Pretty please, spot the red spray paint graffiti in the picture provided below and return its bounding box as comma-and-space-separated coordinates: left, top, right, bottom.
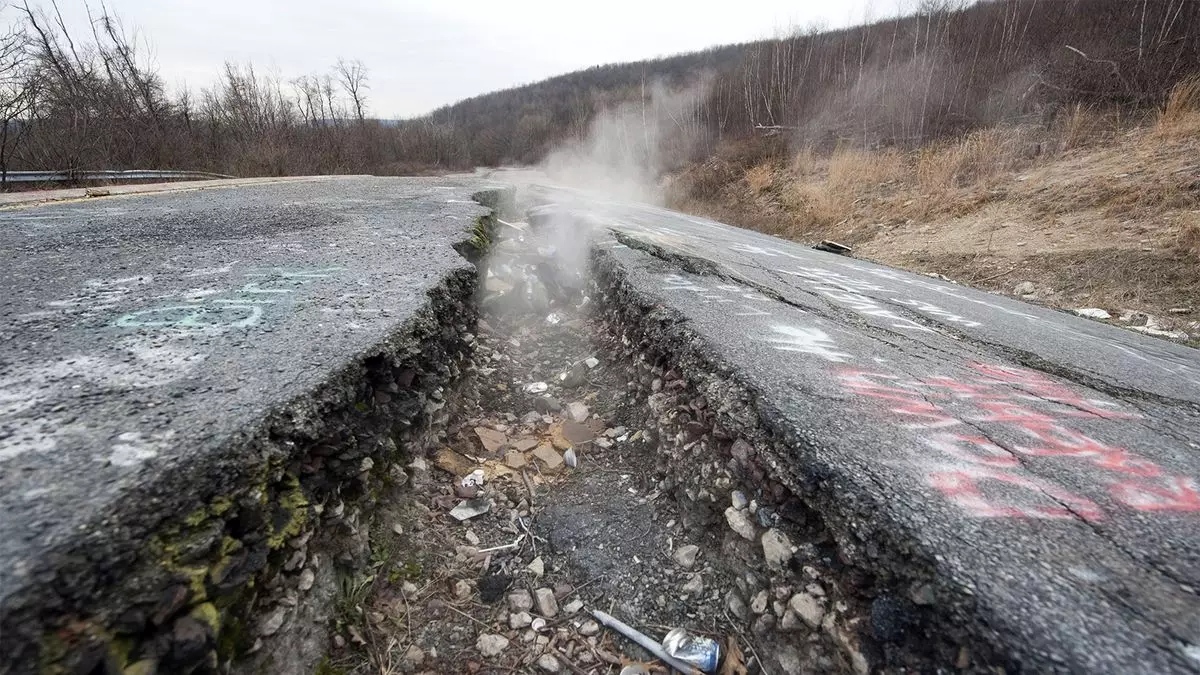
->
839, 365, 1200, 519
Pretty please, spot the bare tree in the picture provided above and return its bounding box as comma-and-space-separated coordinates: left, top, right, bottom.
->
335, 58, 368, 123
0, 19, 34, 185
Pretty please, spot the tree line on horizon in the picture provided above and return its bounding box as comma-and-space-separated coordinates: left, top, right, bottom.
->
0, 0, 1198, 182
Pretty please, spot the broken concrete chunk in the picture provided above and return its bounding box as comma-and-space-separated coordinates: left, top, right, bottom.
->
534, 587, 559, 617
537, 654, 561, 672
1013, 281, 1035, 295
504, 450, 528, 469
731, 490, 749, 510
562, 598, 584, 615
584, 357, 600, 369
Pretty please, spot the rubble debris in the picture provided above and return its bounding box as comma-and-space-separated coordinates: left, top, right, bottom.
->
789, 591, 826, 628
524, 381, 549, 394
585, 357, 600, 369
433, 447, 477, 478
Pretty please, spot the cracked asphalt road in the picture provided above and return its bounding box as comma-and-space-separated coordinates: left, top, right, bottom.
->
527, 185, 1200, 674
0, 176, 491, 622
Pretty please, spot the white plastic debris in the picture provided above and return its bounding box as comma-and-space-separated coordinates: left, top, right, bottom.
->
461, 469, 485, 489
564, 447, 578, 468
1073, 308, 1112, 320
524, 382, 549, 394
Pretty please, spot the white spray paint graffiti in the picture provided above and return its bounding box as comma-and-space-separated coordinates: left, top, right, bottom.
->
776, 266, 935, 333
116, 266, 346, 331
764, 325, 852, 363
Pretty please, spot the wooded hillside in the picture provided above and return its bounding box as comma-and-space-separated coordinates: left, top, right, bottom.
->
1, 0, 1198, 178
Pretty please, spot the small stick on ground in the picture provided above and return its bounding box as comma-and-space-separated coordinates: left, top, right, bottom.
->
547, 646, 591, 675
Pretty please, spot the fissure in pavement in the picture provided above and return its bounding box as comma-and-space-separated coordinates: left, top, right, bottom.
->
319, 195, 998, 675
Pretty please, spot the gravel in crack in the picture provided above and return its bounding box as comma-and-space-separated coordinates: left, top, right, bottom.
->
322, 219, 795, 674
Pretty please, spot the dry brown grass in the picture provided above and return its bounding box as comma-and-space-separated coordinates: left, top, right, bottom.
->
1059, 104, 1113, 150
1157, 75, 1200, 135
743, 163, 775, 192
827, 147, 906, 188
916, 127, 1031, 190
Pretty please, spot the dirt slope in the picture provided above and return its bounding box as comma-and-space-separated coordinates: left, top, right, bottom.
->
669, 111, 1200, 345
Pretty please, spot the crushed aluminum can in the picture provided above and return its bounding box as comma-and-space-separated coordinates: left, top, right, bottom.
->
661, 627, 720, 673
523, 381, 549, 394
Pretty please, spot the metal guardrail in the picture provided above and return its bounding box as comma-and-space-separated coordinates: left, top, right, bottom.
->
1, 169, 235, 183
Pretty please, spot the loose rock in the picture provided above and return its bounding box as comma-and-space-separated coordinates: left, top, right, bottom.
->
508, 590, 534, 613
476, 633, 509, 657
789, 592, 826, 628
534, 587, 559, 617
725, 506, 757, 540
673, 544, 700, 569
528, 556, 546, 578
537, 654, 561, 672
509, 611, 533, 629
762, 528, 796, 568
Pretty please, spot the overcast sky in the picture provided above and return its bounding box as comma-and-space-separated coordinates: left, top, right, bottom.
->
39, 0, 885, 119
